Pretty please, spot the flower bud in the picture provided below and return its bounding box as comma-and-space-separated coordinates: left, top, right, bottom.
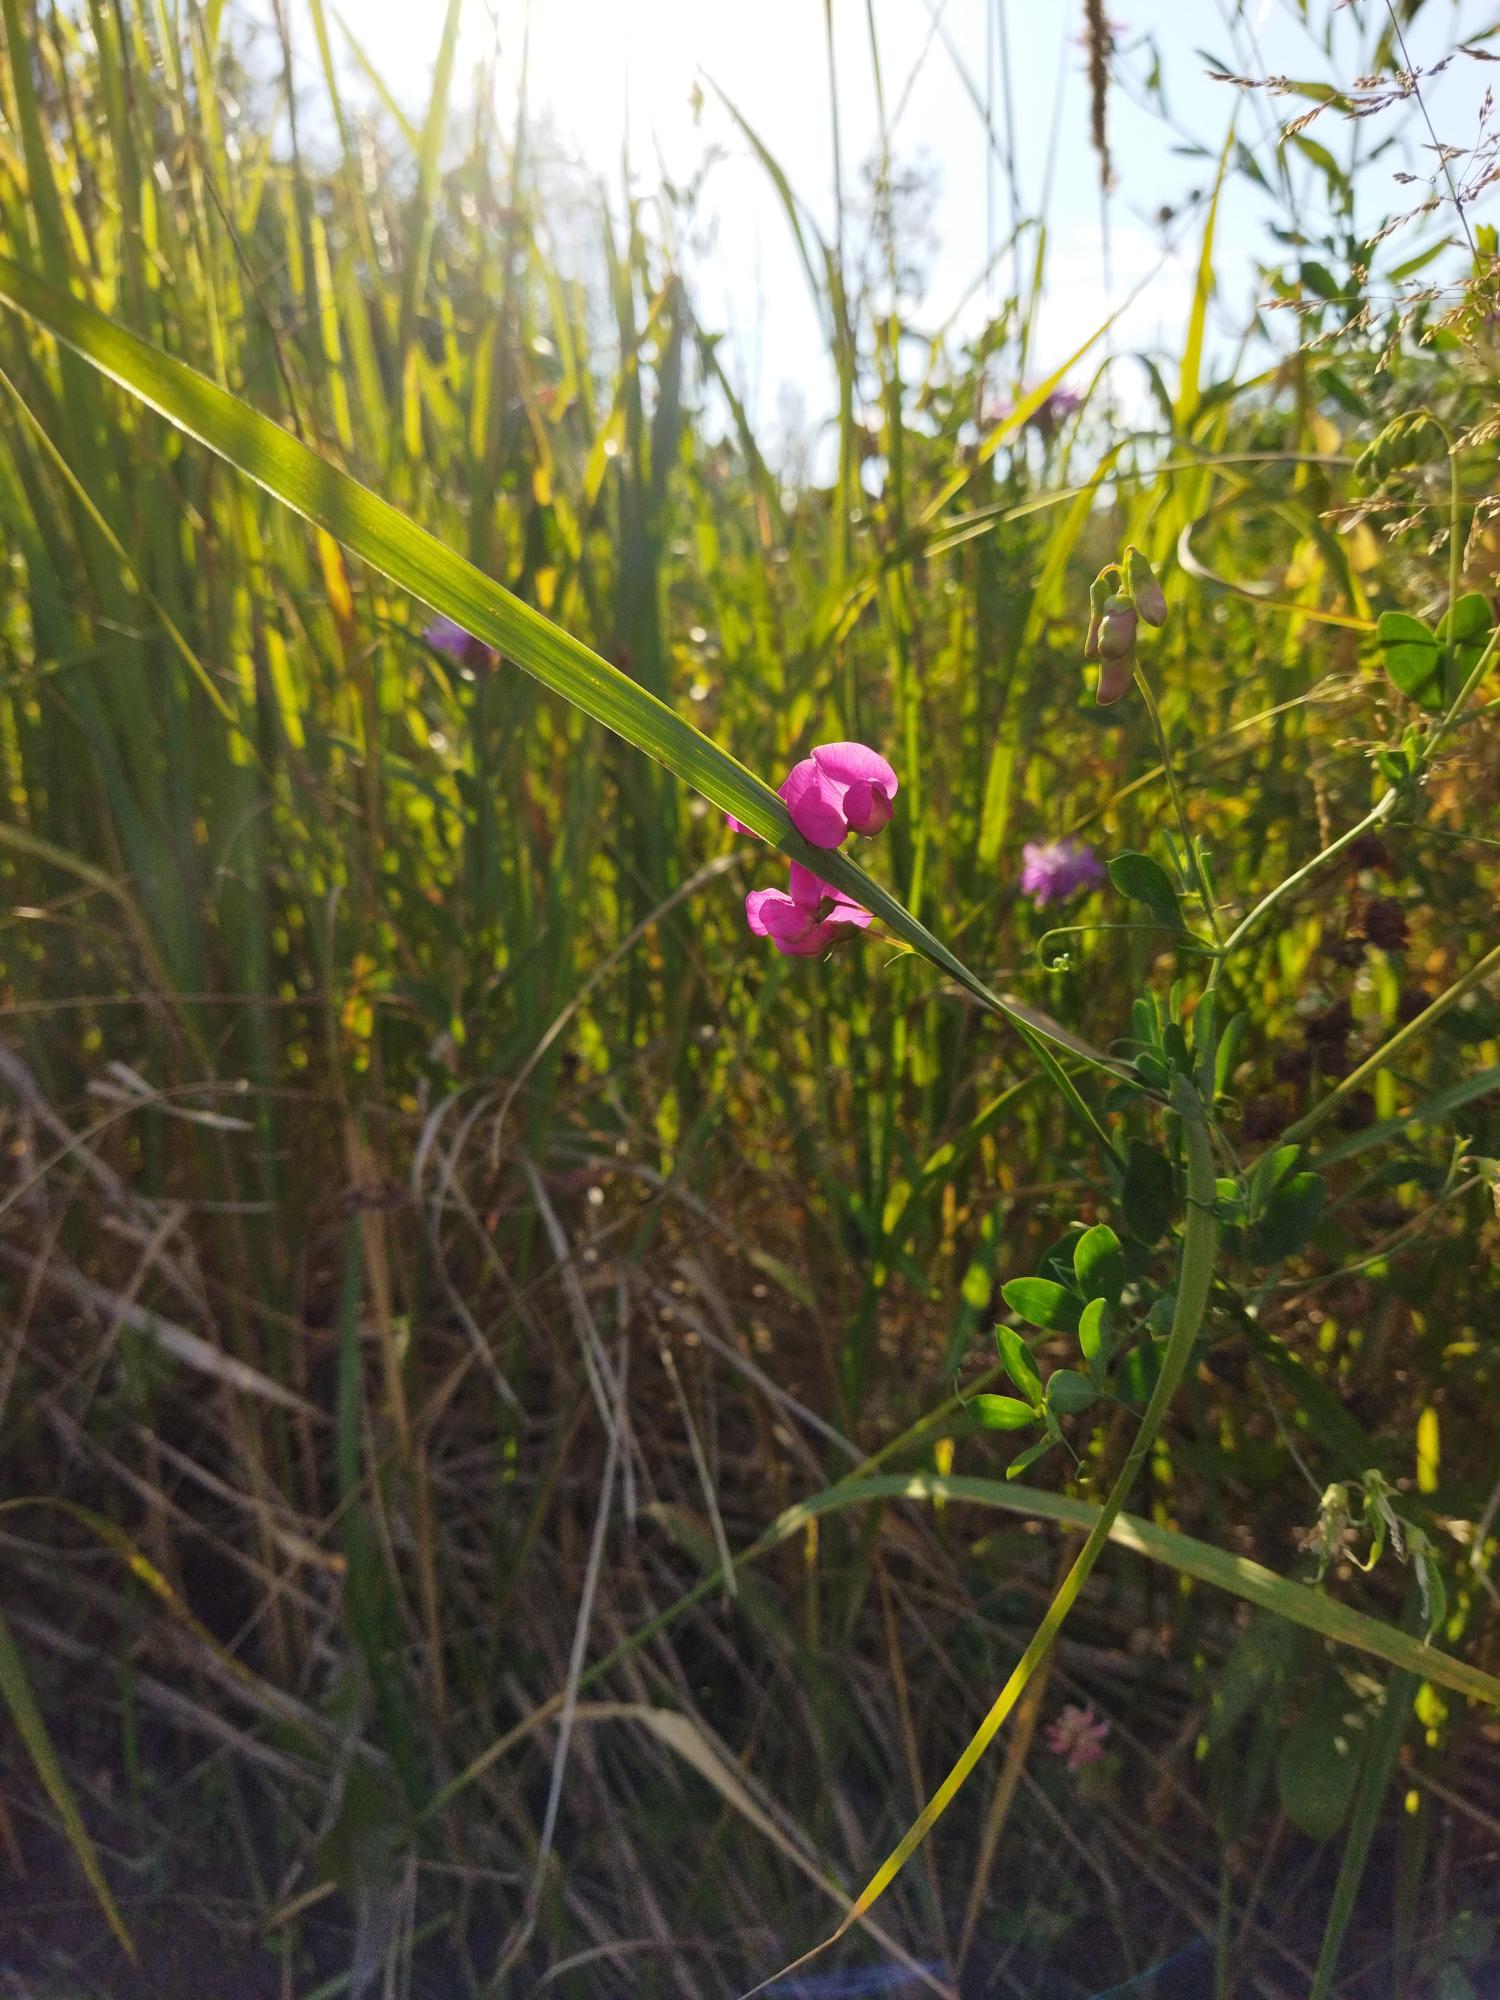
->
1124, 545, 1167, 628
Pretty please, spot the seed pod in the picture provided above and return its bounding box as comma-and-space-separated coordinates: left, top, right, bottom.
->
1095, 594, 1137, 704
1124, 545, 1168, 627
1084, 572, 1112, 662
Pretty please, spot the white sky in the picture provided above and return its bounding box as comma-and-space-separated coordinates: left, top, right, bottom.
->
288, 0, 1500, 443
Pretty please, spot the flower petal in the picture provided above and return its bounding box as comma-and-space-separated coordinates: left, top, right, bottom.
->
424, 615, 478, 658
787, 861, 832, 907
780, 759, 850, 847
840, 779, 893, 835
745, 887, 815, 944
811, 741, 899, 798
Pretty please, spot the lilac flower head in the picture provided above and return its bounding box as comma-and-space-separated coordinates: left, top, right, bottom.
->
745, 861, 872, 957
983, 385, 1083, 433
1034, 386, 1084, 429
1044, 1701, 1111, 1773
424, 616, 495, 672
780, 742, 898, 847
1020, 840, 1107, 909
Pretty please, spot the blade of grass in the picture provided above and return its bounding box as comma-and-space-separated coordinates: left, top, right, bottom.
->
0, 254, 1126, 1153
0, 1605, 134, 1957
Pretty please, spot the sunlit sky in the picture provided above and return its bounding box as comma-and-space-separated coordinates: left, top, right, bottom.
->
280, 1, 1497, 447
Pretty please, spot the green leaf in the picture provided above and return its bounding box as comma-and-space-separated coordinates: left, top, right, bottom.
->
1046, 1368, 1099, 1417
999, 1278, 1080, 1336
1108, 851, 1185, 932
1122, 1139, 1174, 1244
1131, 994, 1161, 1050
970, 1394, 1038, 1432
1005, 1438, 1054, 1481
1436, 590, 1493, 704
1136, 1051, 1172, 1091
1115, 1338, 1165, 1406
1248, 1142, 1303, 1213
994, 1323, 1044, 1405
1276, 1681, 1367, 1841
1376, 610, 1443, 709
1073, 1224, 1125, 1306
1078, 1297, 1113, 1382
1251, 1169, 1325, 1262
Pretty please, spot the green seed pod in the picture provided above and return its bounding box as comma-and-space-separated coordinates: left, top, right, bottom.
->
1084, 572, 1113, 663
1124, 545, 1168, 628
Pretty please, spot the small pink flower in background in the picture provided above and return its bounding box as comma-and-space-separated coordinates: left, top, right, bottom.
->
1020, 840, 1106, 909
1045, 1702, 1111, 1772
780, 742, 898, 847
1034, 386, 1083, 429
982, 386, 1083, 433
424, 616, 495, 672
745, 862, 871, 957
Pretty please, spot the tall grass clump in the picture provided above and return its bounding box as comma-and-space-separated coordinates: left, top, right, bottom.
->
1, 3, 1498, 1996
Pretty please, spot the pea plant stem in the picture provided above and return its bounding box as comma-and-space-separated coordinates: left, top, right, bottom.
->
747, 1075, 1219, 1990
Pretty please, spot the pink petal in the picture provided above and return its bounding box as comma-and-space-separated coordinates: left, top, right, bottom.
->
780, 759, 850, 847
787, 861, 834, 907
773, 924, 837, 956
811, 741, 899, 798
745, 888, 815, 944
840, 779, 893, 835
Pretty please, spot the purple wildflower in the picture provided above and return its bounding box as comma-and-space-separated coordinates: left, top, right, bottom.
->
983, 385, 1084, 433
1020, 840, 1107, 909
1035, 386, 1084, 429
423, 616, 496, 672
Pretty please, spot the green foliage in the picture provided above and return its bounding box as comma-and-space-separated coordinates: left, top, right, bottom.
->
0, 6, 1497, 1993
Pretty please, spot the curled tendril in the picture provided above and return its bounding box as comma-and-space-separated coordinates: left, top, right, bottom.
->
1036, 921, 1224, 971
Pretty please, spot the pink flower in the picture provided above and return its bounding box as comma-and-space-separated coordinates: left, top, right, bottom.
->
779, 742, 898, 847
1044, 1702, 1111, 1772
745, 862, 872, 956
1020, 840, 1106, 908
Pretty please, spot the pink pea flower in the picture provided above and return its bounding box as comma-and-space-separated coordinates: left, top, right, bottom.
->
779, 742, 899, 847
1020, 840, 1107, 908
745, 861, 872, 957
1045, 1702, 1111, 1772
